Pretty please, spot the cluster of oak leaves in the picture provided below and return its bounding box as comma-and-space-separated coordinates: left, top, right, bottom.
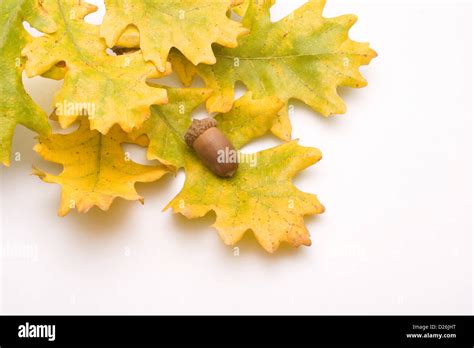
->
0, 0, 376, 253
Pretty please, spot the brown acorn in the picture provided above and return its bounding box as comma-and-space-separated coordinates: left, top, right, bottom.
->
185, 118, 239, 178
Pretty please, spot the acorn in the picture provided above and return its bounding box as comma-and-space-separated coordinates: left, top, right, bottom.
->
185, 118, 239, 178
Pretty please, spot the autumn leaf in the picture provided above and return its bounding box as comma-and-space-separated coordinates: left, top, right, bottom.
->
34, 118, 169, 216
22, 0, 169, 135
167, 141, 325, 253
0, 0, 56, 166
100, 0, 249, 73
172, 0, 377, 140
144, 87, 324, 252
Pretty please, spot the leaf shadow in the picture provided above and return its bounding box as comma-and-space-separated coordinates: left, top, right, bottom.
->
168, 210, 218, 234
232, 230, 311, 260
59, 175, 176, 236
337, 85, 360, 105
168, 210, 313, 261
135, 173, 177, 202
287, 85, 366, 136
60, 198, 132, 235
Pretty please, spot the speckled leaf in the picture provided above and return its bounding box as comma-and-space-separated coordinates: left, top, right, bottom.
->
0, 0, 56, 166
100, 0, 249, 73
150, 90, 324, 252
167, 141, 325, 253
172, 0, 377, 140
22, 0, 168, 134
34, 118, 169, 216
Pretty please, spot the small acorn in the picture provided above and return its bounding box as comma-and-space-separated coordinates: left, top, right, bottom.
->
185, 118, 239, 178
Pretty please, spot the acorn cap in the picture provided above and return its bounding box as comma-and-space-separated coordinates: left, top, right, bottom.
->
185, 118, 218, 148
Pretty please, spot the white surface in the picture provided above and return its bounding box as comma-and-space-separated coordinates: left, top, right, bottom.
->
0, 0, 472, 314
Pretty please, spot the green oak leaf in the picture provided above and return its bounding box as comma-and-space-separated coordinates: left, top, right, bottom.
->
137, 85, 324, 252
0, 0, 56, 166
172, 0, 377, 140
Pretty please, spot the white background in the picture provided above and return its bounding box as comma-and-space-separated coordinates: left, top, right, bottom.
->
0, 0, 472, 314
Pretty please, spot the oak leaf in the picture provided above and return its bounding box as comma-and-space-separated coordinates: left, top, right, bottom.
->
100, 0, 249, 73
22, 0, 168, 135
34, 118, 169, 216
167, 141, 325, 253
142, 87, 324, 252
172, 0, 377, 140
0, 0, 56, 166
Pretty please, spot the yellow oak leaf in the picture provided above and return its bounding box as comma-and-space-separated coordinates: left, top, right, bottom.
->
172, 0, 377, 140
0, 0, 56, 166
142, 87, 323, 252
167, 141, 325, 253
100, 0, 249, 72
22, 0, 169, 134
34, 119, 169, 216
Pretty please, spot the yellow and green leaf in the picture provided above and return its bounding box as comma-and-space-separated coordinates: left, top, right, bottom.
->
34, 118, 169, 216
167, 141, 325, 253
0, 0, 56, 166
22, 0, 169, 135
100, 0, 249, 73
145, 87, 324, 252
172, 0, 377, 140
